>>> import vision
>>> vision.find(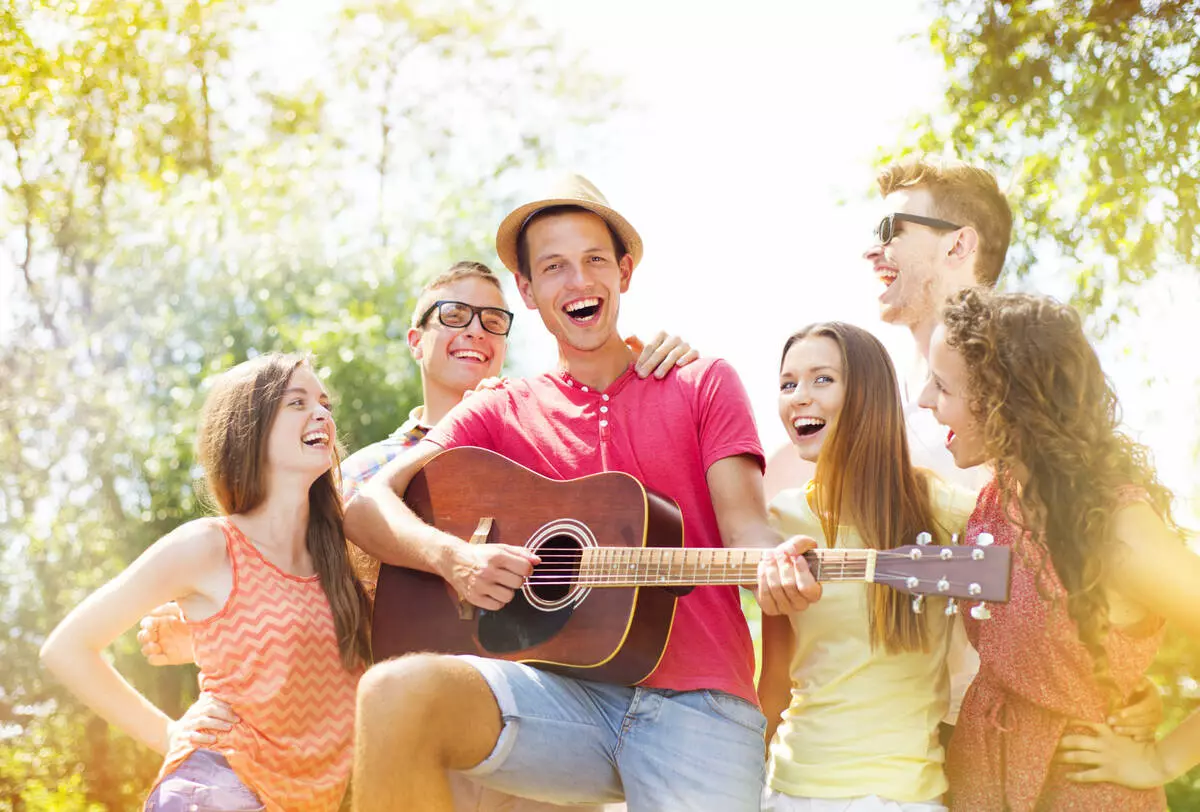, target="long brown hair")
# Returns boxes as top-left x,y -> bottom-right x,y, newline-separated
782,323 -> 947,654
941,288 -> 1174,702
196,353 -> 371,671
